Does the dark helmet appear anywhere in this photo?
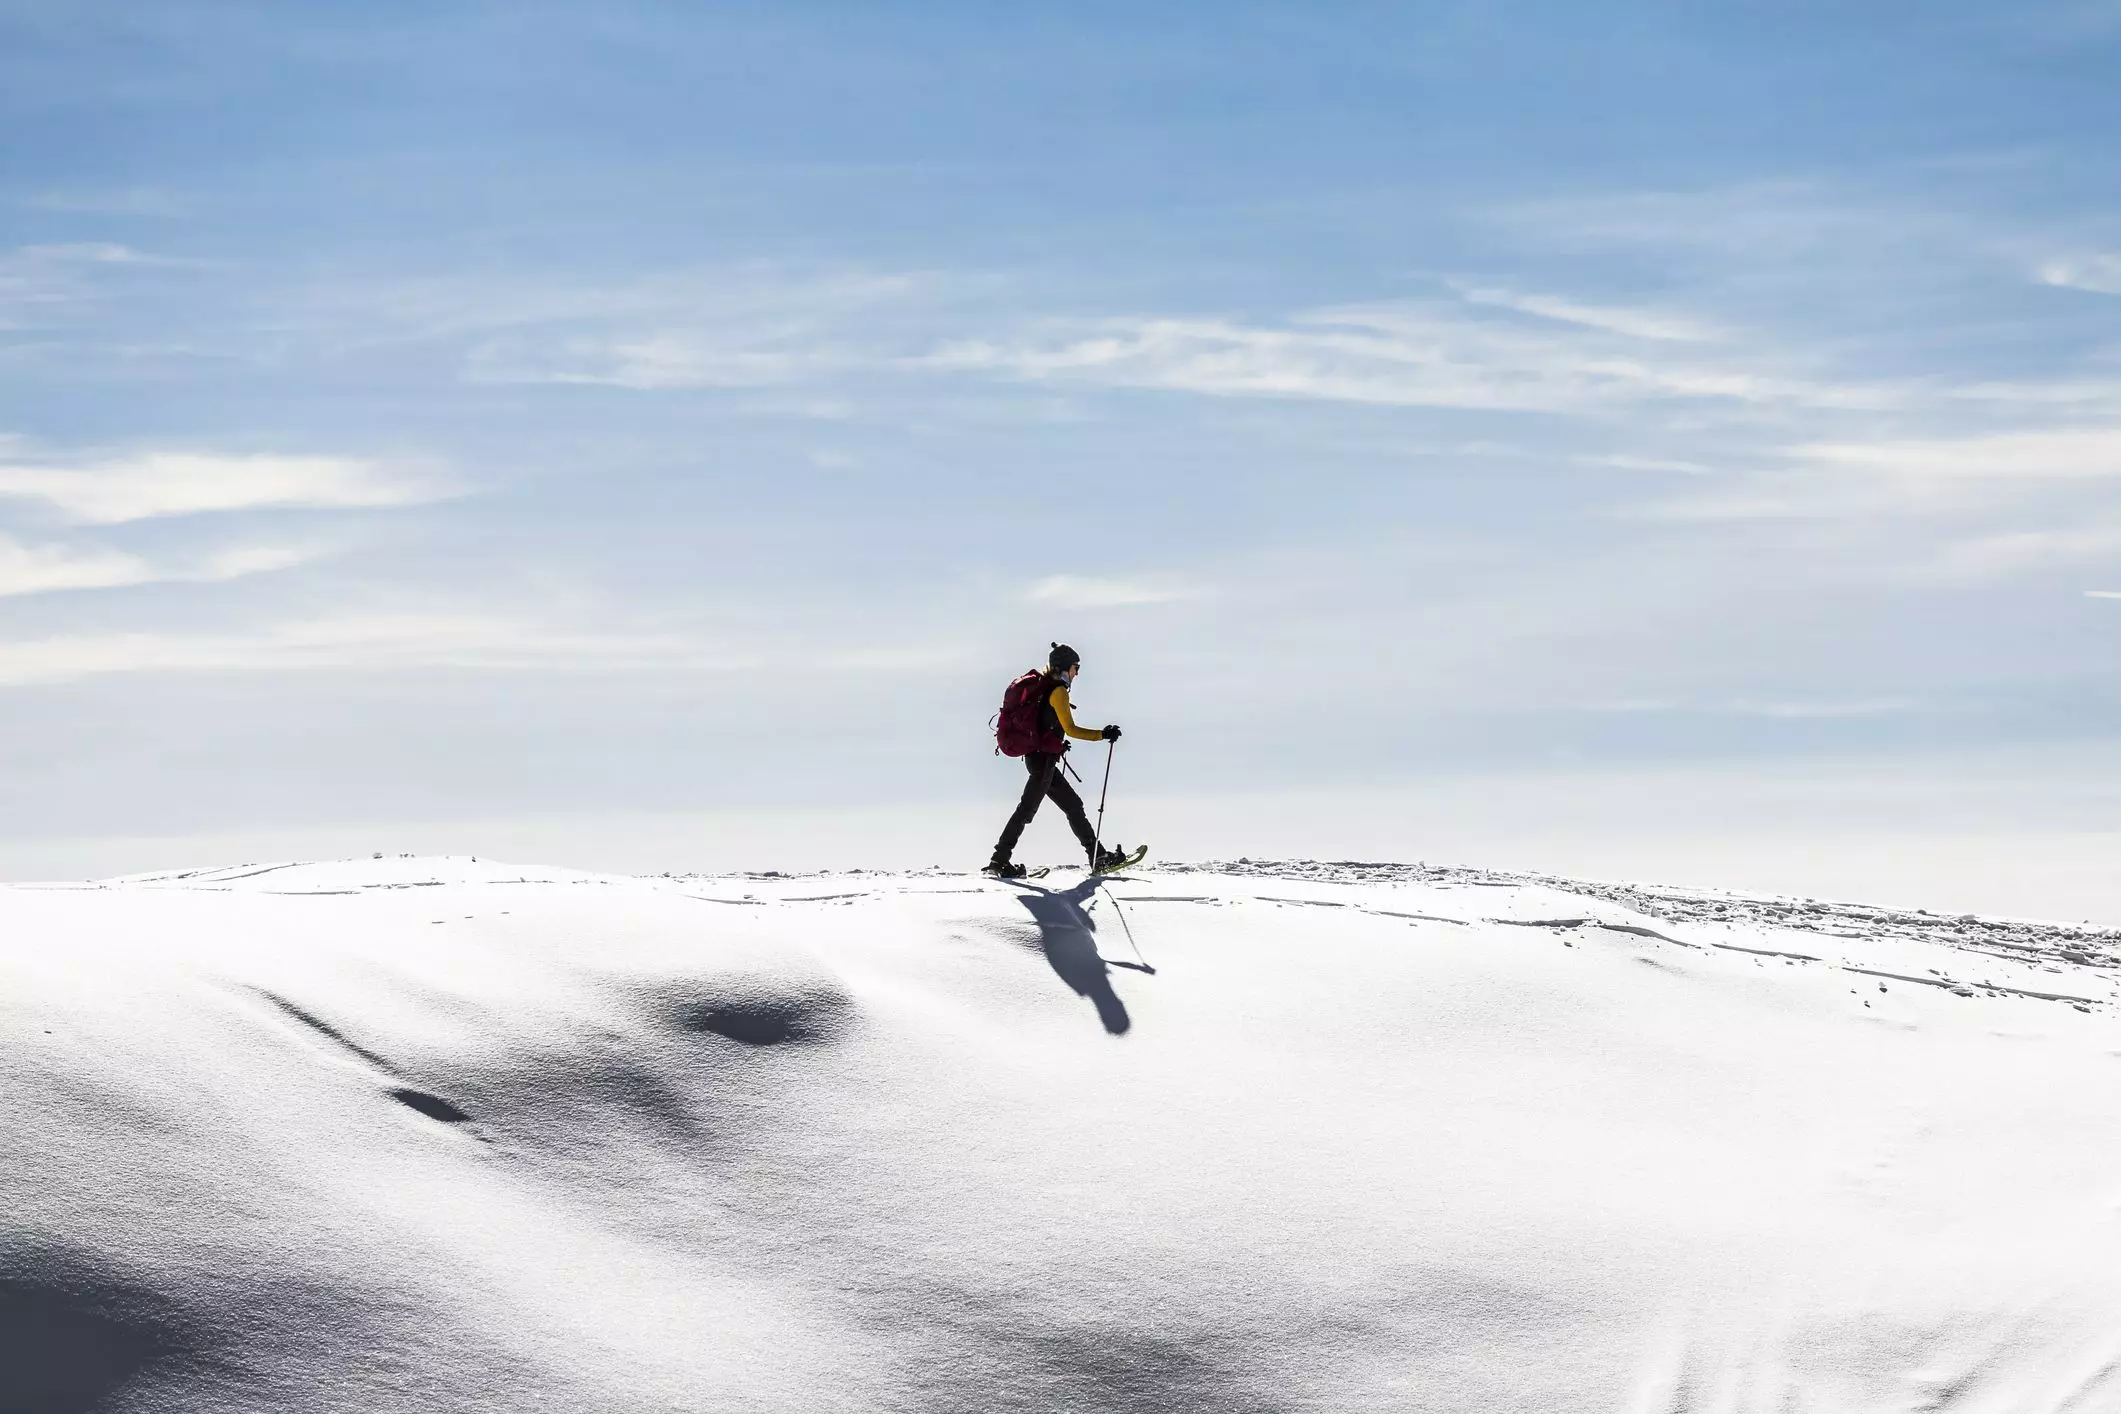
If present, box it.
[1047,642,1081,672]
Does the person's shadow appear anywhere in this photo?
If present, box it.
[1012,877,1133,1035]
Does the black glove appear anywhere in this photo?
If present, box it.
[1101,724,1122,741]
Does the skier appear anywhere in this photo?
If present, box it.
[986,643,1131,878]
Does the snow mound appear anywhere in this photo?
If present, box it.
[7,856,2121,1411]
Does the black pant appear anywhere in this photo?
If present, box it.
[993,751,1100,863]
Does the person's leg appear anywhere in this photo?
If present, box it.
[991,753,1057,864]
[1044,762,1102,860]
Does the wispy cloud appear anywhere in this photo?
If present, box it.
[0,535,319,598]
[1590,696,1918,718]
[1733,697,1918,719]
[480,335,826,390]
[0,242,169,325]
[10,242,178,267]
[1024,574,1198,609]
[303,265,968,389]
[17,188,190,219]
[0,242,187,295]
[1490,180,1976,268]
[411,260,1860,414]
[1796,428,2121,480]
[0,612,707,686]
[0,240,207,351]
[1450,283,1725,342]
[0,451,455,525]
[1947,377,2121,408]
[367,267,936,345]
[929,306,1889,416]
[2036,254,2121,296]
[1640,428,2121,522]
[0,538,146,596]
[1918,525,2121,581]
[194,544,315,579]
[1582,453,1719,475]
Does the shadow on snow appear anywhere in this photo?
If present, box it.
[1011,876,1134,1036]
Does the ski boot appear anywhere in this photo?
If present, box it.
[984,858,1028,879]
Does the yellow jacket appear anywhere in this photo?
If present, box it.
[1048,682,1106,743]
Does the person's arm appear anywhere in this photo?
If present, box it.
[1048,684,1108,742]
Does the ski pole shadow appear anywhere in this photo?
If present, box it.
[1012,876,1132,1036]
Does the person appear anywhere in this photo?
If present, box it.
[987,643,1128,877]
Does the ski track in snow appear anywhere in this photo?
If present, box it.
[1152,857,2121,1011]
[7,853,2121,1411]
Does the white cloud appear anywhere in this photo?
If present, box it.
[1795,428,2121,480]
[195,544,315,579]
[1451,283,1724,342]
[0,535,318,598]
[0,538,158,597]
[12,242,173,266]
[1491,181,1972,267]
[486,335,818,390]
[327,265,960,385]
[1582,454,1719,475]
[0,613,705,686]
[0,452,454,524]
[1640,428,2121,522]
[2085,590,2121,600]
[1591,696,1916,718]
[357,267,934,346]
[0,242,190,317]
[2036,255,2121,296]
[1728,697,1917,719]
[1948,377,2121,408]
[1907,526,2121,582]
[1024,575,1197,609]
[930,306,1896,416]
[0,244,157,325]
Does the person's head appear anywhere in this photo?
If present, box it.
[1047,642,1081,681]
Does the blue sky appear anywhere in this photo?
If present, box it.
[6,2,2121,911]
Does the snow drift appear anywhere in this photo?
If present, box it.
[7,855,2121,1412]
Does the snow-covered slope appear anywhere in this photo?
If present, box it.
[8,855,2121,1412]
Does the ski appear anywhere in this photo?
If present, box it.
[1089,844,1148,877]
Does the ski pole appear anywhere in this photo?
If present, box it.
[1093,739,1115,856]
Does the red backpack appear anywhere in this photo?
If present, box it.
[995,670,1063,756]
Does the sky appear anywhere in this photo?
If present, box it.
[5,1,2121,915]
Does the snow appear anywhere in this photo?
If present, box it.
[8,854,2121,1411]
